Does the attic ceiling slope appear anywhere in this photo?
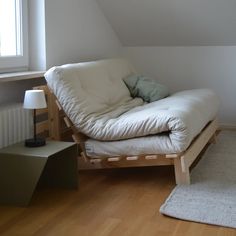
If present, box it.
[96,0,236,46]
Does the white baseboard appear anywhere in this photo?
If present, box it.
[219,123,236,131]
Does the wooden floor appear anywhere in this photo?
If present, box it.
[0,162,236,236]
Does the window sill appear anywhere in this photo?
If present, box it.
[0,71,45,83]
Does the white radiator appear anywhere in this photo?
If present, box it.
[0,103,33,148]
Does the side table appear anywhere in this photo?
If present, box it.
[0,141,78,206]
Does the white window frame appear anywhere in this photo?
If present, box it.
[0,0,28,73]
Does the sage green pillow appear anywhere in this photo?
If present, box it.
[123,75,169,102]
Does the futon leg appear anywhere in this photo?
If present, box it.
[174,158,190,185]
[209,133,217,144]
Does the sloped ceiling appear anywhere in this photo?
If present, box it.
[96,0,236,46]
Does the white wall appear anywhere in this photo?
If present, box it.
[28,0,46,71]
[97,0,236,46]
[0,78,45,105]
[124,46,236,125]
[44,0,122,69]
[28,0,122,70]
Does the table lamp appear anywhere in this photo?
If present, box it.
[23,90,47,147]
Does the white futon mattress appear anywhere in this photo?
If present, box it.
[44,59,219,158]
[85,89,219,157]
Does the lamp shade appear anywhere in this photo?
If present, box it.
[23,90,47,109]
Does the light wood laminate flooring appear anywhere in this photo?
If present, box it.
[0,163,235,236]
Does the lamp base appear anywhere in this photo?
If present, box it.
[25,138,46,147]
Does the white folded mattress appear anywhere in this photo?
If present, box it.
[85,89,219,158]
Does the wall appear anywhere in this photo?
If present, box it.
[124,46,236,126]
[28,0,46,71]
[97,0,236,47]
[44,0,122,69]
[28,0,122,70]
[0,78,45,105]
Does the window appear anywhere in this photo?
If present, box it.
[0,0,28,73]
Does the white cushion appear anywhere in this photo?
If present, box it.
[45,59,144,135]
[45,59,136,113]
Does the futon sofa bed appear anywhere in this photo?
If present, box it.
[44,58,219,184]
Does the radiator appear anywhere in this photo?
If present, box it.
[0,103,33,148]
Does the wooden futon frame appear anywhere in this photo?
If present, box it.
[34,85,218,185]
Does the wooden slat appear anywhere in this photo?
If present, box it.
[126,156,139,161]
[34,85,50,138]
[145,155,158,160]
[108,157,121,162]
[36,120,49,134]
[72,134,80,143]
[33,85,50,92]
[48,93,61,140]
[55,100,62,111]
[79,154,174,169]
[90,159,102,164]
[165,153,180,158]
[36,108,48,116]
[64,117,72,128]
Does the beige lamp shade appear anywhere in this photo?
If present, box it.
[23,90,47,109]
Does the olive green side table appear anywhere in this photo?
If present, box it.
[0,141,78,206]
